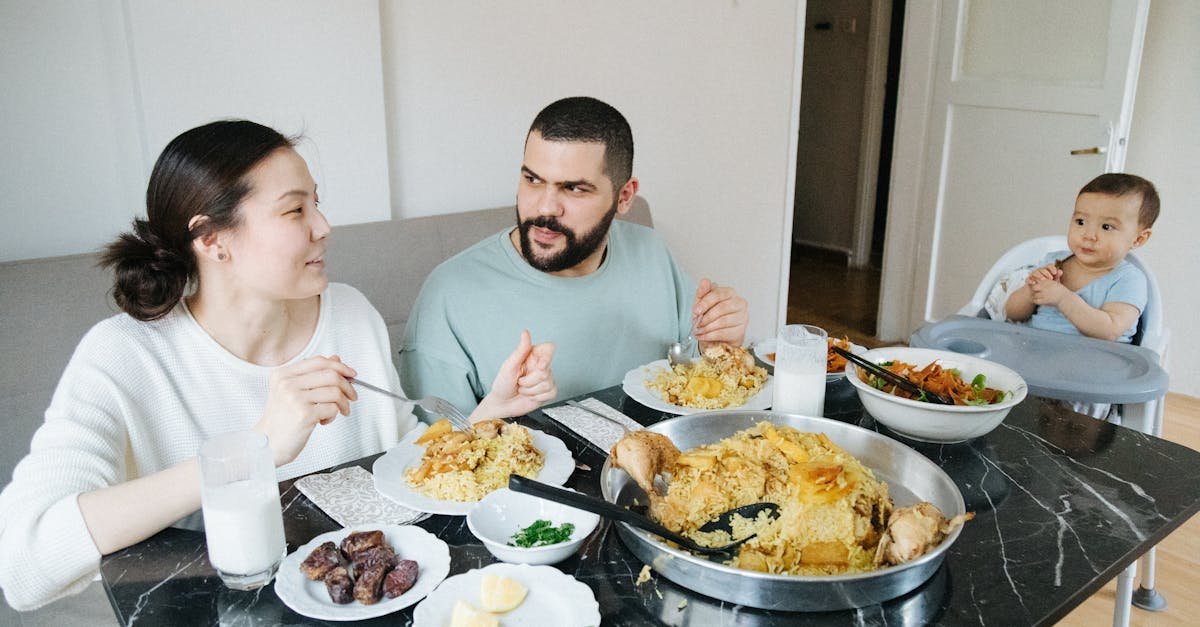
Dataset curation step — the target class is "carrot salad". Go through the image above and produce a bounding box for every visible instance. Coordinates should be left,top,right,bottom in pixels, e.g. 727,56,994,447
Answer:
857,359,1007,405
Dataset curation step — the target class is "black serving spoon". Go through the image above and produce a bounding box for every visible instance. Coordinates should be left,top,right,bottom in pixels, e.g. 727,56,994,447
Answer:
508,476,777,556
833,345,955,405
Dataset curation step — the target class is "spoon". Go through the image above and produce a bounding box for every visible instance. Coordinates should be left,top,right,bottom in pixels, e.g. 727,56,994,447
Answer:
508,475,769,556
667,318,700,366
696,502,781,534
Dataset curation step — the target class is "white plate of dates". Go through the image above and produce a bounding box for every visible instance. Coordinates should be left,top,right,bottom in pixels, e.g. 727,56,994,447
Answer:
274,523,450,621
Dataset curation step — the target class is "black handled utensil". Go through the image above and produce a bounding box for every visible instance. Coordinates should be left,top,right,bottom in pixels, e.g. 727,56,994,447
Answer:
833,346,954,405
507,475,759,556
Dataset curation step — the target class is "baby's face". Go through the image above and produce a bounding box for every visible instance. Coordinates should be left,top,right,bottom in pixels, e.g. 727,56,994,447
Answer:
1067,192,1152,270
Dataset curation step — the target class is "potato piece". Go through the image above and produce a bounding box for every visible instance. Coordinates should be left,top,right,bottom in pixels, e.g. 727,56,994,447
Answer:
415,419,453,445
479,574,528,613
800,541,849,565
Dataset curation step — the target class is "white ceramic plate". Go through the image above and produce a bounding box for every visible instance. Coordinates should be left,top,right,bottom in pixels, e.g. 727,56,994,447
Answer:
373,424,575,516
754,338,869,381
275,524,450,621
412,562,600,627
621,359,774,415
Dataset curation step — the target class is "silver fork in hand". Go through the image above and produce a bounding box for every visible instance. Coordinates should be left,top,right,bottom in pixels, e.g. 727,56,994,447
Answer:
350,378,473,431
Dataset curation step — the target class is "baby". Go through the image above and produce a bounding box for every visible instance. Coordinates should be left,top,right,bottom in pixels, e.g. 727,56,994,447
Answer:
1005,172,1160,419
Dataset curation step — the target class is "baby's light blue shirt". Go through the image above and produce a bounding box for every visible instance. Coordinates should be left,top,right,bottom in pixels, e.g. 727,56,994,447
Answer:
1027,251,1147,343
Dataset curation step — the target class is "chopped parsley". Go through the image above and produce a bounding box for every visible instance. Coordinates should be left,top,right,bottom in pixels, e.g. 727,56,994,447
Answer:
508,519,575,548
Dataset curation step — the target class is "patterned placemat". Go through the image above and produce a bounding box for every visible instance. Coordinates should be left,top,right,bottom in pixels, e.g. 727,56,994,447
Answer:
541,398,643,454
295,466,430,527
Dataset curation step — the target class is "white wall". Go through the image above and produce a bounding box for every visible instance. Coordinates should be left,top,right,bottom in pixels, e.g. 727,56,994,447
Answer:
380,1,802,342
0,0,390,262
1124,0,1200,396
2,0,801,344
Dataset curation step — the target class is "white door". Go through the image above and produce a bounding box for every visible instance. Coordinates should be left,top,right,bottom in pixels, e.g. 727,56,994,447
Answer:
878,0,1150,339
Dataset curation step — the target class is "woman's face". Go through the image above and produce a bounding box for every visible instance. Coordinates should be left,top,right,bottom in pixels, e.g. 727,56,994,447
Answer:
222,148,330,301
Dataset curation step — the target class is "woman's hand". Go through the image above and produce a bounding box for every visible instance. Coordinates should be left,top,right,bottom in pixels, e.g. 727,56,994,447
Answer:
473,330,556,422
256,355,358,466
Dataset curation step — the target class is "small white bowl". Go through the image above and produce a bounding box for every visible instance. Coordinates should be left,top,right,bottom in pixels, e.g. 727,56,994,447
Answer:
467,488,600,565
845,346,1028,443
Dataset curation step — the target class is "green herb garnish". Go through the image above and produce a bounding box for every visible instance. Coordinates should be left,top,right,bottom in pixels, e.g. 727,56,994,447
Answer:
508,519,576,548
971,373,987,391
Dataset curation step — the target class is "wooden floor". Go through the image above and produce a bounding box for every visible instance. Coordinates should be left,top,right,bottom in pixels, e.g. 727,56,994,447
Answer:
787,246,1200,625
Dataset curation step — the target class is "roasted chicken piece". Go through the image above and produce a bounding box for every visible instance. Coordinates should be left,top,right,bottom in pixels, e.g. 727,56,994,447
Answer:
874,502,974,565
471,418,507,440
610,431,681,496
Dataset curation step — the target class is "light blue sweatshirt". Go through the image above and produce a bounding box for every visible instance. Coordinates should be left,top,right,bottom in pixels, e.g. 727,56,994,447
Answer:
399,220,694,414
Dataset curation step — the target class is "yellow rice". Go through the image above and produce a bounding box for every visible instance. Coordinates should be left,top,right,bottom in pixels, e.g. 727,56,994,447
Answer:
404,425,543,502
650,422,892,575
645,350,768,409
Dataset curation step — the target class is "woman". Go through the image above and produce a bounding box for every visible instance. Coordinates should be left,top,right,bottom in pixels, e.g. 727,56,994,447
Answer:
0,120,555,610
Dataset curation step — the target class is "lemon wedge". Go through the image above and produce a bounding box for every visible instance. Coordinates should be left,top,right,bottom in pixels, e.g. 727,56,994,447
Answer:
479,574,528,613
449,600,498,627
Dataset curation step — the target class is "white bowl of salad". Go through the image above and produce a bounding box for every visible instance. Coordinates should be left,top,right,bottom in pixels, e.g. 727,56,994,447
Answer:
845,346,1028,443
467,488,600,565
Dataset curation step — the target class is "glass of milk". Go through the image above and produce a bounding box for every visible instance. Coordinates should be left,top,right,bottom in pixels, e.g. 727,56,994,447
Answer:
198,431,286,590
771,324,828,416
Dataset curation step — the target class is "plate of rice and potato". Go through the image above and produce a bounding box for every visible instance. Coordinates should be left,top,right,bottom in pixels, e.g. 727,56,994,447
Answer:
373,420,575,516
623,344,774,414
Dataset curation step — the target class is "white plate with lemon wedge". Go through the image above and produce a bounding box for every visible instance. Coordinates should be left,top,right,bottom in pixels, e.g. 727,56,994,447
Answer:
412,562,600,627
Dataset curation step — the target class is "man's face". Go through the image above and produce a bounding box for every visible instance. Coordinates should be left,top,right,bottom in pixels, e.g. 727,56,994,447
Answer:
514,131,621,275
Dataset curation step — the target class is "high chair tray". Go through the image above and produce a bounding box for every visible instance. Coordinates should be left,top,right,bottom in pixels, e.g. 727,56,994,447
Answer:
909,315,1168,403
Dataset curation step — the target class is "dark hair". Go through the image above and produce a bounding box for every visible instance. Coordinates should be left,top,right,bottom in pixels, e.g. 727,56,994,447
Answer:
1079,173,1160,228
528,96,634,192
101,120,295,320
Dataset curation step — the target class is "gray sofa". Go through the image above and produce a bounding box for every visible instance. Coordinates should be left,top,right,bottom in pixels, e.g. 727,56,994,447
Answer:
0,199,651,485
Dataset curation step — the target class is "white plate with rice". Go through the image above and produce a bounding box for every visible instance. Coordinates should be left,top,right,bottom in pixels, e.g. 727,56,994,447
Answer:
622,359,774,415
411,562,600,627
373,423,575,516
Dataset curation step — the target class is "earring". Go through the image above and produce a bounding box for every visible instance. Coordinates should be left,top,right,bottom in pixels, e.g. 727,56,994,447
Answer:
218,253,227,261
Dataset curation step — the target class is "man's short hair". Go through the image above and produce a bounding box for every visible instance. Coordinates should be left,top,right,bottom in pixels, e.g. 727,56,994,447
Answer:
1079,173,1160,228
528,97,634,191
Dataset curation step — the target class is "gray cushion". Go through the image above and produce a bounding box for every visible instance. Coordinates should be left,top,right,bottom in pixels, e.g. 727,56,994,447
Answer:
0,198,650,483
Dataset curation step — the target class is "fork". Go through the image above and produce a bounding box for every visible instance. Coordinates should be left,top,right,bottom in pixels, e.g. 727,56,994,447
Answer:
349,378,473,431
565,400,636,434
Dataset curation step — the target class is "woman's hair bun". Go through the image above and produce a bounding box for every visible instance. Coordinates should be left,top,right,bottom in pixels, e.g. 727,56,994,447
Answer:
101,219,193,321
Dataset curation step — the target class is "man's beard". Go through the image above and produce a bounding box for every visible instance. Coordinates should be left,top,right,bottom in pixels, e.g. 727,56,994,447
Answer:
516,200,618,273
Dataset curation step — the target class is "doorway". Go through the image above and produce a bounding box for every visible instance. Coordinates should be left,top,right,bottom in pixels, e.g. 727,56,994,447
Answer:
788,0,904,346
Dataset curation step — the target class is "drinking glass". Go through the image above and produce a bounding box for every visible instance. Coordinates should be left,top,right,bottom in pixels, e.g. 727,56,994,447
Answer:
771,324,828,416
199,431,286,590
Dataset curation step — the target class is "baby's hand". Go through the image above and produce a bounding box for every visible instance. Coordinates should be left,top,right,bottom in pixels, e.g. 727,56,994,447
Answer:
1026,263,1061,287
1030,278,1069,306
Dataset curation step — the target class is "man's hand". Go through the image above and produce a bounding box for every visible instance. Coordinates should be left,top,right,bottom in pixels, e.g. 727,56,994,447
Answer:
692,278,748,348
474,330,557,422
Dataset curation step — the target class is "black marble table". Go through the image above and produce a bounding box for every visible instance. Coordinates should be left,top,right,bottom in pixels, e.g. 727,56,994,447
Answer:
100,383,1200,626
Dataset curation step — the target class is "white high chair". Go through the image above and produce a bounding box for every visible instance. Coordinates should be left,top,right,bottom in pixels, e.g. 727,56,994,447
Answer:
959,235,1171,624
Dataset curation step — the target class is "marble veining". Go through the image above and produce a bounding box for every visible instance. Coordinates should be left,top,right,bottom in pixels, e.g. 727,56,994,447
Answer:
99,385,1200,626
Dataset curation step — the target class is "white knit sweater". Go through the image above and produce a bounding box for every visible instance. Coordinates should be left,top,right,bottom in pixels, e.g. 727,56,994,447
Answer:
0,283,417,610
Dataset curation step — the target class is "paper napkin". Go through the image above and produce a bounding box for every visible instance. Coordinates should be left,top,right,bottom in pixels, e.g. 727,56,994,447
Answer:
295,466,430,527
541,398,643,453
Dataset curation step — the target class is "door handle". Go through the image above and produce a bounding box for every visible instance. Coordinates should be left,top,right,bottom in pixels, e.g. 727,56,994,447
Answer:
1070,146,1107,155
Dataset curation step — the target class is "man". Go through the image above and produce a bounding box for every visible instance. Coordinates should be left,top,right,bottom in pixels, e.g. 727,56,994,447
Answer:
400,96,748,413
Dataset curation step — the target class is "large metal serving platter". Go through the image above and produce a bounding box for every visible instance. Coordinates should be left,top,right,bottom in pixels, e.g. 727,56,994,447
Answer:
599,410,966,612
